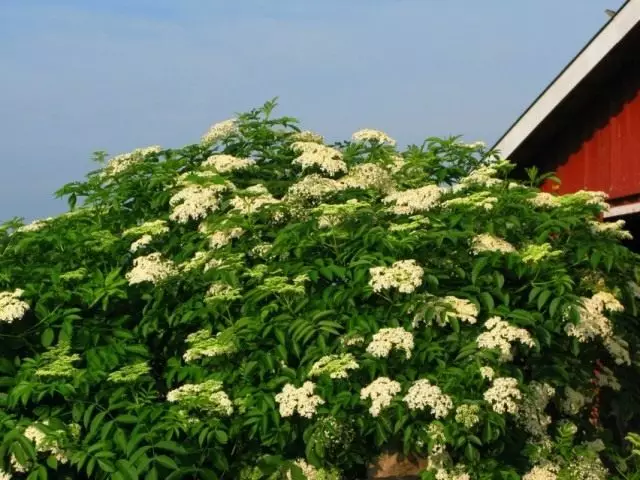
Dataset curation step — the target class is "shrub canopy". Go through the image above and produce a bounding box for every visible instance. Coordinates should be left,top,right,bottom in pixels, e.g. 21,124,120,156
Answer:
2,100,640,480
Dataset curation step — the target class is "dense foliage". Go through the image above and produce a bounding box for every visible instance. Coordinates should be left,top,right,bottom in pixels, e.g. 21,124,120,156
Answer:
2,100,640,480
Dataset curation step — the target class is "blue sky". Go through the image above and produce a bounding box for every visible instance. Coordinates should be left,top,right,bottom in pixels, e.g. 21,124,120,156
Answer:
0,0,624,221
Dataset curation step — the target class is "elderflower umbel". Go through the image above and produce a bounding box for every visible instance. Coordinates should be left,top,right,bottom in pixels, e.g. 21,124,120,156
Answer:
520,243,561,264
442,191,498,211
383,185,443,215
528,192,561,209
313,200,367,228
183,328,237,362
291,141,347,176
201,119,238,145
286,174,346,201
275,382,324,418
202,153,255,173
565,292,622,342
477,316,534,361
126,253,176,285
426,296,478,326
169,183,230,223
286,459,340,480
229,184,280,214
566,456,609,480
290,130,324,143
167,380,233,415
0,289,30,323
0,469,10,480
560,189,609,211
561,387,587,415
205,283,242,303
590,219,632,239
360,377,402,417
367,327,414,359
130,234,153,253
309,354,359,379
107,362,150,383
35,342,81,378
24,422,69,464
518,382,555,438
16,218,50,233
484,377,521,414
209,227,245,249
480,366,495,380
369,259,424,294
604,335,631,365
101,146,161,177
123,219,169,237
522,464,559,480
351,128,397,146
455,404,480,428
180,251,210,272
403,379,453,418
340,163,395,193
471,234,516,254
595,365,621,391
456,165,503,189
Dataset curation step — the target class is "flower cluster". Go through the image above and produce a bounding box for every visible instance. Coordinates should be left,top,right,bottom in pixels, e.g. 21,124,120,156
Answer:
388,215,430,232
604,335,631,365
476,316,535,361
176,169,220,186
205,283,242,302
167,379,233,415
202,153,255,173
286,459,340,480
360,377,402,417
561,189,609,211
130,234,153,253
480,366,495,380
565,456,609,480
169,183,231,223
522,464,559,480
35,342,81,378
17,218,50,233
313,199,367,228
369,259,424,294
403,379,453,418
351,128,396,146
565,292,622,343
595,365,621,391
201,119,238,144
180,251,210,272
286,174,346,201
126,252,177,285
183,328,237,362
275,382,324,418
229,184,280,215
520,243,561,264
455,404,480,428
291,141,347,176
528,192,561,209
107,362,150,383
366,327,414,359
290,130,324,143
456,164,504,189
340,163,395,193
0,289,30,323
259,274,309,296
383,185,443,214
471,233,516,254
209,227,245,249
309,354,359,379
123,219,169,237
443,191,498,211
484,377,522,414
561,387,587,415
101,145,162,177
24,422,69,464
518,382,555,438
589,219,632,240
439,296,478,325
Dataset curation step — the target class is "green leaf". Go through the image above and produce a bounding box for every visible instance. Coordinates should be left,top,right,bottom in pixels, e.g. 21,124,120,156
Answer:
479,292,494,313
471,258,488,285
154,455,178,470
155,440,186,455
537,290,551,311
145,468,159,480
46,455,58,470
116,459,139,480
41,328,54,347
214,430,228,444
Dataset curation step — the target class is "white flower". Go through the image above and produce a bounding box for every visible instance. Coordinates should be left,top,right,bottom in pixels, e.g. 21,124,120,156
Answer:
528,192,561,209
604,335,631,365
17,218,50,233
309,354,359,379
0,289,30,323
383,185,443,214
565,292,621,343
456,164,504,189
169,183,230,223
291,141,347,176
201,119,238,144
360,377,402,417
484,377,521,414
352,128,396,146
205,283,242,302
454,404,480,428
518,382,555,438
367,327,414,359
275,382,324,418
130,234,153,253
202,154,255,173
183,329,237,362
167,380,233,415
522,464,559,480
476,316,534,361
441,296,478,325
479,366,495,380
403,379,453,418
471,234,515,254
209,227,245,249
123,219,169,237
0,469,11,480
101,146,161,177
589,219,632,239
229,184,280,215
342,335,365,346
561,387,586,415
286,174,346,201
561,189,609,211
126,253,176,285
520,243,561,264
369,260,424,294
290,130,324,143
443,191,498,211
340,163,395,193
595,365,621,391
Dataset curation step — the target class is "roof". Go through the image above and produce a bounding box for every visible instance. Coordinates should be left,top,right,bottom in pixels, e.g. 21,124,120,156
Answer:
493,0,640,159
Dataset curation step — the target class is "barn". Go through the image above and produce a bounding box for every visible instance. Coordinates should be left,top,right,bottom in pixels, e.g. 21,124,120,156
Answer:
494,0,640,240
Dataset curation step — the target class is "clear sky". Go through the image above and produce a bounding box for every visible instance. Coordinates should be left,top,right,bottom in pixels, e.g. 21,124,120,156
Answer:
0,0,625,222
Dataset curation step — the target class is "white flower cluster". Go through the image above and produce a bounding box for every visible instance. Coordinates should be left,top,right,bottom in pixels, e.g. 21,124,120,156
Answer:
360,377,402,417
480,366,495,380
471,234,516,254
209,227,245,249
286,459,339,480
435,468,471,480
528,192,561,209
562,189,609,211
313,199,367,228
476,316,534,361
126,252,177,285
522,464,559,480
229,184,280,215
180,251,210,272
16,218,50,233
340,163,395,193
167,380,233,416
441,296,478,325
0,289,30,323
0,469,10,480
201,118,238,145
369,259,424,294
456,164,503,189
565,456,609,480
101,145,162,177
520,243,561,264
290,130,324,143
459,140,486,149
604,335,631,365
183,329,237,362
454,404,480,428
202,153,255,173
518,382,555,438
561,387,587,415
275,382,324,418
565,292,623,343
291,141,347,176
176,170,220,186
595,365,621,391
286,174,346,201
403,379,453,418
24,421,69,464
366,327,414,359
130,234,153,253
383,185,443,214
205,283,242,302
443,191,498,211
589,219,633,240
169,183,231,223
309,354,359,379
123,219,169,237
351,128,397,146
484,377,522,414
342,334,365,346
